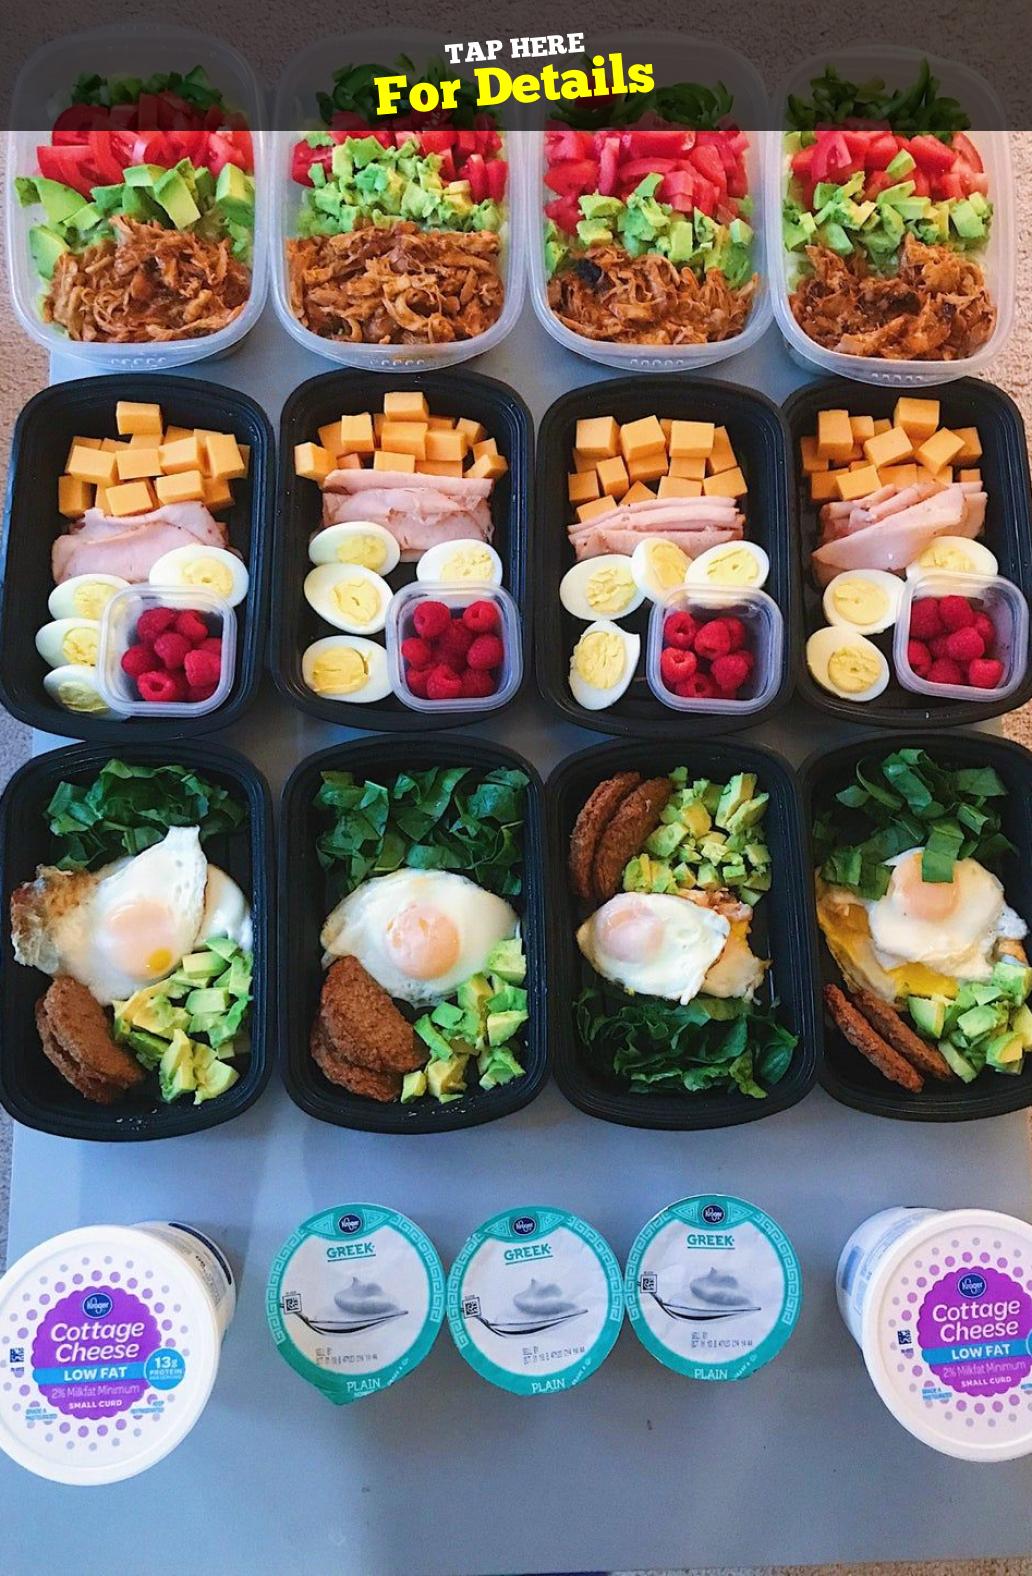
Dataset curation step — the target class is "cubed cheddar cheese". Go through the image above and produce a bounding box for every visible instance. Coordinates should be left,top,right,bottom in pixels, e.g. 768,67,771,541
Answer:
658,475,703,499
669,420,714,460
568,470,601,505
817,410,853,462
129,430,163,449
95,484,111,514
660,418,673,442
849,415,876,441
575,495,619,525
596,456,629,498
415,460,464,477
669,456,707,481
848,458,870,470
58,475,93,517
100,438,128,452
872,418,892,435
163,425,192,444
373,450,416,473
294,442,335,482
573,449,597,473
115,401,162,437
456,417,487,446
383,391,429,421
627,451,669,484
471,438,499,463
67,445,118,486
878,463,919,488
154,471,204,505
799,436,828,474
916,428,965,472
202,476,235,511
426,414,456,431
159,434,204,474
380,421,427,459
373,413,387,441
115,447,162,481
318,421,344,457
835,464,881,501
959,468,983,484
810,471,840,502
575,416,621,460
702,466,747,498
619,415,666,463
952,427,982,464
467,453,507,481
893,397,940,440
66,435,102,469
426,430,467,463
341,414,376,455
622,482,657,504
335,453,363,471
107,479,157,515
706,426,737,475
206,432,247,480
238,444,250,473
919,464,952,486
863,426,913,470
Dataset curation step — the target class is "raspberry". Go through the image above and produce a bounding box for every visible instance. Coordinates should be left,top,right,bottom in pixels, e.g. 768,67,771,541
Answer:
199,636,223,657
973,611,996,651
968,657,1005,689
121,643,156,678
926,658,964,686
405,665,432,698
711,651,753,692
137,670,186,704
907,639,932,677
944,626,985,664
660,647,697,688
412,600,451,639
436,620,474,666
675,672,717,699
135,607,177,644
721,616,748,652
939,594,976,631
183,646,223,689
694,618,735,660
153,631,191,670
174,609,209,645
467,634,504,671
401,636,433,669
425,664,464,701
187,682,219,704
462,599,500,635
663,611,697,650
908,599,943,641
460,668,497,698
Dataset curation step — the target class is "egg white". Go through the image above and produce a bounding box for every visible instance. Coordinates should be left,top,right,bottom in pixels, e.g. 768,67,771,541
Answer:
35,617,100,671
906,537,998,581
569,620,640,710
822,570,904,635
43,665,119,718
416,538,503,587
304,563,393,635
149,545,249,607
806,626,889,702
685,541,770,591
48,574,128,622
864,849,1027,981
199,866,253,953
576,892,730,1005
308,521,401,576
301,636,392,703
559,555,643,622
630,538,691,603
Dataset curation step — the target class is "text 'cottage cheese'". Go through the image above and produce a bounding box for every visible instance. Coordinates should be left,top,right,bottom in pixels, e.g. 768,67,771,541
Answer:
625,1194,802,1379
266,1204,445,1405
837,1206,1032,1461
0,1221,235,1484
446,1206,624,1395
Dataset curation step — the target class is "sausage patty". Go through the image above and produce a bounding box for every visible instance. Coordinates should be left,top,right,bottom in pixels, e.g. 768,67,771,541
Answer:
592,777,673,902
824,984,924,1093
568,772,642,903
310,1017,402,1103
318,956,423,1075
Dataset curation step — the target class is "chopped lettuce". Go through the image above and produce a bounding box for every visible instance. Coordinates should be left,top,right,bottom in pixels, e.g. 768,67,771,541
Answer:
47,760,246,871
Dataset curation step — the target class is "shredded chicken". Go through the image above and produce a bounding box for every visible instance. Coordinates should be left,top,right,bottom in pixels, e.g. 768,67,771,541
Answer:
790,235,996,361
43,217,250,343
547,247,757,345
286,221,504,344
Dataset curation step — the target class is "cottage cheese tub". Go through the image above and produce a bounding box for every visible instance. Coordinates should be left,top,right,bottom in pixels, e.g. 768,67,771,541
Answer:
625,1195,802,1379
447,1207,623,1395
837,1206,1032,1461
0,1221,235,1484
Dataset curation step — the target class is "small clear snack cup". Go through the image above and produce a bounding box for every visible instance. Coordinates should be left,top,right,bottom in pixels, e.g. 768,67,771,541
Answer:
647,585,784,715
895,570,1028,705
96,584,237,718
385,582,523,715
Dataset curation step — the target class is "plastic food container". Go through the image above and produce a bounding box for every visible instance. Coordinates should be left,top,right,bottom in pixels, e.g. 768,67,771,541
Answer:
0,1220,234,1483
546,737,820,1131
267,1204,444,1405
837,1205,1032,1460
446,1207,623,1395
526,33,772,371
0,739,273,1141
278,736,547,1136
802,730,1032,1123
271,367,532,733
625,1194,802,1379
6,25,270,372
786,377,1032,731
271,30,526,369
766,48,1014,386
536,376,794,738
647,586,784,715
96,586,237,719
0,374,273,744
894,571,1028,705
386,582,523,716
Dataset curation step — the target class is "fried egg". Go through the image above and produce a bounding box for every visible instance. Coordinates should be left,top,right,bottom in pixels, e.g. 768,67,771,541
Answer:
199,866,253,952
301,635,392,702
863,849,1027,982
685,541,770,591
309,521,401,576
630,538,691,603
149,545,249,607
569,620,639,710
806,626,890,702
560,555,643,622
48,574,128,622
822,570,904,635
304,563,393,635
321,868,518,1005
576,892,730,1005
417,539,503,587
35,618,100,670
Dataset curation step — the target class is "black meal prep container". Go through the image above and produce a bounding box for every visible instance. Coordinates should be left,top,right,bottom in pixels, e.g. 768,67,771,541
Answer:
279,734,548,1133
271,369,533,731
802,730,1032,1122
546,738,821,1130
0,374,273,742
0,740,274,1141
535,376,796,737
786,377,1032,730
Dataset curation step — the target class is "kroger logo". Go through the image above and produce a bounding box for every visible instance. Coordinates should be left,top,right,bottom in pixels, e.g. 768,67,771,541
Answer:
701,1203,726,1225
958,1272,987,1298
82,1292,112,1319
512,1215,537,1236
337,1213,363,1235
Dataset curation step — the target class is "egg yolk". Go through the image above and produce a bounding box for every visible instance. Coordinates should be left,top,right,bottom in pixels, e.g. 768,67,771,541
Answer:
831,578,889,628
56,678,106,713
918,543,975,573
889,851,958,922
386,903,460,981
575,630,626,689
332,578,381,625
310,647,369,696
647,542,689,590
101,902,178,980
62,627,98,666
828,643,881,694
704,546,758,586
72,582,117,619
440,546,493,581
180,557,234,598
598,900,664,962
338,534,387,570
586,564,636,615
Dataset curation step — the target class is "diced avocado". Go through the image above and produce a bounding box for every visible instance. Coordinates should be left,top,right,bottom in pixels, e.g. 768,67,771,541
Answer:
744,841,770,869
893,197,931,222
34,177,87,226
968,190,990,217
622,855,650,893
121,184,164,224
401,180,437,222
885,148,917,179
414,1015,456,1062
699,831,728,861
430,1000,466,1033
193,166,216,210
204,936,244,964
939,1041,979,1083
876,181,917,209
486,1008,528,1048
122,163,165,188
956,1003,1002,1042
992,960,1032,1005
695,861,720,890
126,1028,169,1070
666,219,697,266
426,1054,469,1102
90,182,128,216
153,168,201,228
215,161,252,211
193,1057,239,1104
28,225,69,281
579,192,623,222
950,199,985,240
729,217,753,247
1012,1003,1032,1049
185,987,231,1018
646,822,688,859
485,938,526,985
457,972,493,1018
908,996,947,1041
716,774,757,830
478,1045,524,1090
401,1070,427,1103
576,218,614,248
986,1032,1024,1073
820,221,854,255
681,799,712,839
725,793,770,836
158,1031,196,1103
544,226,568,279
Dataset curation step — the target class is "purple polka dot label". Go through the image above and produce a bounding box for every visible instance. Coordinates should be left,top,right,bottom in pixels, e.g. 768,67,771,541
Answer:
32,1286,176,1418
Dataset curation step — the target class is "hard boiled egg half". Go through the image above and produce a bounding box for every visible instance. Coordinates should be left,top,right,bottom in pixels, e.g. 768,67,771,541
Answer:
302,636,392,703
35,617,100,670
416,538,503,587
685,540,770,591
48,574,128,622
43,665,121,717
806,627,889,703
308,521,401,576
559,555,644,622
822,570,904,635
906,537,998,581
569,620,640,710
630,538,690,603
304,564,393,635
149,545,249,607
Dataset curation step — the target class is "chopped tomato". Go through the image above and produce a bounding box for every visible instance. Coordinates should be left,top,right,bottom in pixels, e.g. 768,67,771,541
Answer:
544,194,581,234
621,129,694,159
464,153,488,204
545,129,593,162
544,157,600,197
485,159,508,201
909,134,955,173
597,136,621,196
660,169,696,213
205,131,246,175
36,143,94,195
689,143,728,192
51,104,108,142
863,132,898,170
418,129,455,154
952,131,984,173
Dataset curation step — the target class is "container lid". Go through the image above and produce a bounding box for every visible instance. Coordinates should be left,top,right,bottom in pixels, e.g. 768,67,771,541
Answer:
0,1225,223,1485
446,1206,623,1395
266,1204,445,1405
858,1207,1032,1461
624,1194,802,1379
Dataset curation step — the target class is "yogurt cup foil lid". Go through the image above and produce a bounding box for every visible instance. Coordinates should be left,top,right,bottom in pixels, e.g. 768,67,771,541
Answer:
446,1206,624,1395
625,1194,802,1379
266,1204,445,1405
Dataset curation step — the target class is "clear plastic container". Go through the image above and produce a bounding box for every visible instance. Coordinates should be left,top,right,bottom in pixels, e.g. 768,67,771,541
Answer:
646,585,783,715
526,33,773,372
766,48,1014,387
96,584,237,718
6,24,270,371
270,30,526,370
894,569,1028,704
385,581,523,714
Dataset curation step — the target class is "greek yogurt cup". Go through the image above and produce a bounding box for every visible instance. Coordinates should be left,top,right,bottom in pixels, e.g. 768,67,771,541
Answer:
266,1204,445,1405
625,1194,801,1379
447,1207,623,1395
837,1206,1032,1461
0,1221,235,1484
